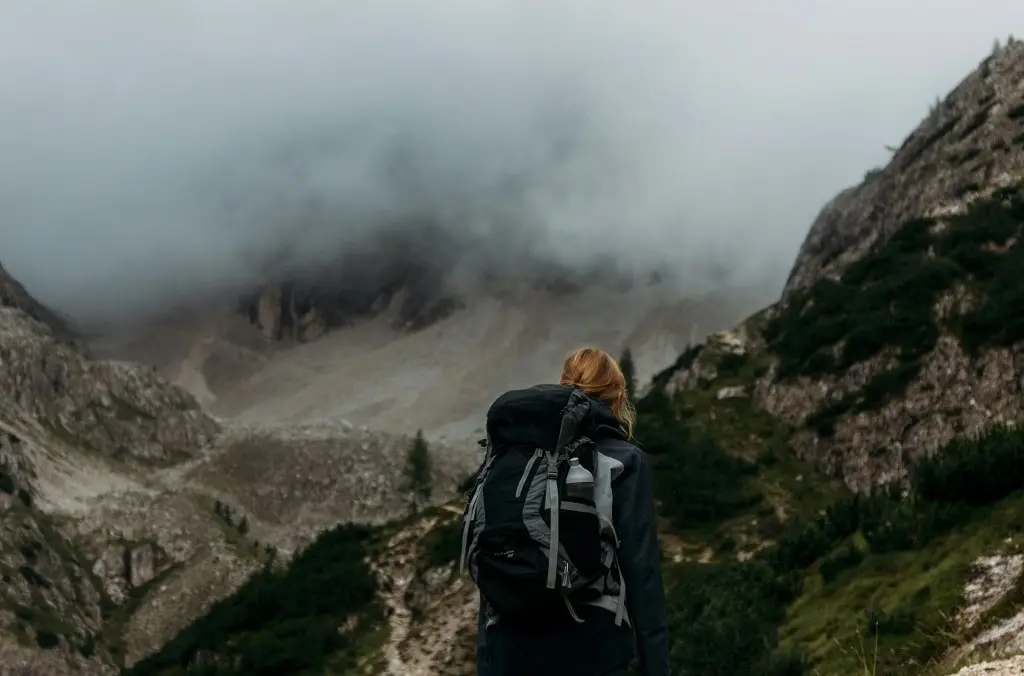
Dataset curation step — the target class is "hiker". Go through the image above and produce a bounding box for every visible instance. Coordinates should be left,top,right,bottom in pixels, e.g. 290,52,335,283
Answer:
461,347,671,676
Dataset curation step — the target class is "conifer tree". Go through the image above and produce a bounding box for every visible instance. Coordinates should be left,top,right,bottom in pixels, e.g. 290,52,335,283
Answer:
406,429,432,514
619,347,637,400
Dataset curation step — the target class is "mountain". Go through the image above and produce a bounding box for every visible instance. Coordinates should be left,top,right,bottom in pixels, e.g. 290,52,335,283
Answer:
116,37,1024,676
91,276,761,445
10,36,1024,676
0,264,473,674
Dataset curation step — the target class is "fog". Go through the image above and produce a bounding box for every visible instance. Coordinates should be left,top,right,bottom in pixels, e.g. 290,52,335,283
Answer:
1,0,1023,324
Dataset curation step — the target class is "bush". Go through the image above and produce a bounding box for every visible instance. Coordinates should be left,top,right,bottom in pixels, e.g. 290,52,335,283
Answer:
819,543,864,584
866,604,917,637
125,524,377,676
650,434,761,530
35,631,59,649
421,518,463,570
914,425,1024,505
658,421,1024,673
667,561,797,676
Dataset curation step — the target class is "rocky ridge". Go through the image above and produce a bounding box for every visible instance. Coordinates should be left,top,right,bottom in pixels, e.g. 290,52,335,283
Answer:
0,264,473,674
783,38,1024,300
662,39,1024,493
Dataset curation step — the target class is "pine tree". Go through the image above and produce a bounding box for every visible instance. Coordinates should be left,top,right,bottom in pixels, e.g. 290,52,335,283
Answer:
619,347,637,400
406,429,432,514
238,515,250,536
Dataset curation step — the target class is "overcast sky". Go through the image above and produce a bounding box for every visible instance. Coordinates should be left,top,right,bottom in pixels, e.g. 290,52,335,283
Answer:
1,0,1022,322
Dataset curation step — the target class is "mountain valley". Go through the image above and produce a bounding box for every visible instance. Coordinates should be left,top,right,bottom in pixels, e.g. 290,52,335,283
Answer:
7,33,1024,676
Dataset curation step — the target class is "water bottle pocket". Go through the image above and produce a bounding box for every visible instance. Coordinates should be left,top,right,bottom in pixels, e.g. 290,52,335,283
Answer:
558,498,603,575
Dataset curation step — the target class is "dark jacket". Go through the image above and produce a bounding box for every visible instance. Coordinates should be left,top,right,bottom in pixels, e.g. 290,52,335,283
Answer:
475,385,671,676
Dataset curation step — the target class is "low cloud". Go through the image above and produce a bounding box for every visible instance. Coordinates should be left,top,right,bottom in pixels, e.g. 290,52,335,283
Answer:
1,0,1022,324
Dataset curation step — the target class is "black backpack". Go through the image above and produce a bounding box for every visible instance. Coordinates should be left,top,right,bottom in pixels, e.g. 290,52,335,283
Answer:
459,385,622,625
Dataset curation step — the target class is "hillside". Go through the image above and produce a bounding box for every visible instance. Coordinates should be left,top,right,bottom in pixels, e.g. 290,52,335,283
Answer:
0,264,473,674
8,35,1024,676
115,38,1024,676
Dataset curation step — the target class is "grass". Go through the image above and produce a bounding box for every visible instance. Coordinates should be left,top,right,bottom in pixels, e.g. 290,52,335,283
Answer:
781,492,1024,675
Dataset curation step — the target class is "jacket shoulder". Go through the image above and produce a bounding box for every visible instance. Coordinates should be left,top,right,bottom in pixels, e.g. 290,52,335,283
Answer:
596,437,644,471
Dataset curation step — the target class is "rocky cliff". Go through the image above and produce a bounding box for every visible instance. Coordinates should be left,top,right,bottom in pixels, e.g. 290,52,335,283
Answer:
0,261,82,349
658,39,1024,492
0,263,473,674
784,39,1024,300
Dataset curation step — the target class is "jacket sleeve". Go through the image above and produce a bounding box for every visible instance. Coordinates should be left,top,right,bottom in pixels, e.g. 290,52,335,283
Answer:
613,448,671,676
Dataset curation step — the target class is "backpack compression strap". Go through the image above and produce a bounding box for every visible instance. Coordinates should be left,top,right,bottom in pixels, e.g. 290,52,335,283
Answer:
544,389,593,589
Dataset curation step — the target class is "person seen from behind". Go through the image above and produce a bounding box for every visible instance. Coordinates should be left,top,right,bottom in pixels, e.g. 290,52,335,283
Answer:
461,347,671,676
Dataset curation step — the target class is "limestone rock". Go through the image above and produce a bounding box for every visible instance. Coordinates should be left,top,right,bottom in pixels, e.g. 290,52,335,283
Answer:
0,307,219,463
783,41,1024,301
256,285,282,340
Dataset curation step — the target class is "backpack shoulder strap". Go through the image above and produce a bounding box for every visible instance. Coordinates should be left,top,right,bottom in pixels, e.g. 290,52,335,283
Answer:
554,388,593,452
459,434,495,575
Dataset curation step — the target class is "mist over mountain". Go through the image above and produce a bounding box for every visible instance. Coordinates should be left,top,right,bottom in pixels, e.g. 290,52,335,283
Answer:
3,1,1024,329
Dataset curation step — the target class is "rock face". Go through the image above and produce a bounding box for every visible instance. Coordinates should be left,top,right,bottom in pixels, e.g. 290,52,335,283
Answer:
783,40,1024,300
0,263,474,674
0,262,81,348
664,40,1024,492
0,306,220,463
246,281,463,341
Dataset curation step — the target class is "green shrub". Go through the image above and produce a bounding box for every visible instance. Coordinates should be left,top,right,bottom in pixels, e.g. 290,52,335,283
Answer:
35,630,60,649
421,518,463,570
914,424,1024,505
653,415,1024,675
666,560,797,676
819,543,863,583
125,523,377,676
650,433,762,530
866,604,917,636
717,352,748,377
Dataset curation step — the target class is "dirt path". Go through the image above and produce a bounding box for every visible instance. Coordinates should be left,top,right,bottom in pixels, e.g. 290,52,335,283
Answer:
369,514,441,676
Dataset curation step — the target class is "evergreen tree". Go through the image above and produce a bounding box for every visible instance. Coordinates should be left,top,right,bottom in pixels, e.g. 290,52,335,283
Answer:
406,429,432,514
619,347,637,400
238,515,250,536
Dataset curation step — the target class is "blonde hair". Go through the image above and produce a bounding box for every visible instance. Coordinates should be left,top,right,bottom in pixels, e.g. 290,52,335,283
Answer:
559,347,637,439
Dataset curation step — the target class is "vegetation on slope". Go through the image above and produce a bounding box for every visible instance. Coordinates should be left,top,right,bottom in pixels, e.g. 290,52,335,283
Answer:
631,183,1024,675
123,524,378,676
123,183,1024,675
643,395,1024,676
762,184,1024,435
638,337,843,555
